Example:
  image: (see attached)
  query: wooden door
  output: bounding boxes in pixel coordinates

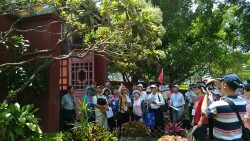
[69,52,95,119]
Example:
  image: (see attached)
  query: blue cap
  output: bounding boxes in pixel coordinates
[245,83,250,91]
[218,73,242,86]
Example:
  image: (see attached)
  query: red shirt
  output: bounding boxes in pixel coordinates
[194,95,208,124]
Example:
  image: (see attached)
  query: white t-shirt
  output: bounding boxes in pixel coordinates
[140,91,147,101]
[93,95,107,116]
[146,93,165,109]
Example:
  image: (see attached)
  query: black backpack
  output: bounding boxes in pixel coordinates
[97,96,107,105]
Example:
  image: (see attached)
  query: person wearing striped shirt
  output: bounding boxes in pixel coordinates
[201,73,246,141]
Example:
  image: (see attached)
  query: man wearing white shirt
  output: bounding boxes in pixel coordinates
[159,83,169,100]
[146,84,165,136]
[169,85,185,123]
[138,83,147,101]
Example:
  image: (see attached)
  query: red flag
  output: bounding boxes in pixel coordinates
[158,69,163,84]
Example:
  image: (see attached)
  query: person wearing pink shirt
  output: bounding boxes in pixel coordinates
[244,83,250,129]
[132,90,146,122]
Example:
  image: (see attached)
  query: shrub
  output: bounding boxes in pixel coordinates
[120,121,149,137]
[158,135,188,141]
[72,100,117,141]
[73,122,117,141]
[0,102,42,141]
[26,132,71,141]
[165,122,184,136]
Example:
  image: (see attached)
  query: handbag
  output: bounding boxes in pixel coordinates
[97,96,107,114]
[144,112,155,127]
[223,98,250,141]
[97,97,107,105]
[158,94,168,112]
[144,103,155,127]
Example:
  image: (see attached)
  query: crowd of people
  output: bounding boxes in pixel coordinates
[81,82,168,135]
[60,82,172,135]
[186,73,250,141]
[60,73,250,141]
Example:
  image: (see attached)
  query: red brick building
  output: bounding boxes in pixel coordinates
[0,13,107,132]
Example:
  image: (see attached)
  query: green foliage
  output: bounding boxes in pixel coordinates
[1,35,29,60]
[225,52,250,81]
[1,0,165,83]
[26,132,71,141]
[150,0,250,83]
[0,64,46,102]
[95,0,165,82]
[73,100,117,141]
[73,122,117,141]
[0,102,42,141]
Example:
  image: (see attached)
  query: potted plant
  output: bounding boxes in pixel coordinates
[158,130,195,141]
[72,101,117,141]
[158,135,188,141]
[120,121,151,141]
[165,121,185,136]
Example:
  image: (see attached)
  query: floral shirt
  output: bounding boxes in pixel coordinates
[244,97,250,117]
[83,95,94,109]
[244,97,250,129]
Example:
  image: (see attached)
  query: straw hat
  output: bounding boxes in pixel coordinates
[121,87,129,93]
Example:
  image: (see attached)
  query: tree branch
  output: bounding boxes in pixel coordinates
[0,58,35,67]
[6,60,53,102]
[18,36,67,59]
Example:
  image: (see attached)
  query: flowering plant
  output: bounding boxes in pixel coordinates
[121,121,149,137]
[165,122,184,136]
[158,135,188,141]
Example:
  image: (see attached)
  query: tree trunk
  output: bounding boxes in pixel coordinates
[131,75,139,82]
[125,73,130,82]
[222,66,227,75]
[122,73,127,82]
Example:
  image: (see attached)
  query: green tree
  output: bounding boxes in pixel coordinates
[0,0,165,99]
[151,0,249,83]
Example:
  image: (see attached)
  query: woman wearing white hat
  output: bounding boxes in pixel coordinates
[137,83,147,101]
[132,90,146,122]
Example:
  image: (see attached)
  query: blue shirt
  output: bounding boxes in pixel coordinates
[61,94,76,110]
[205,95,246,141]
[170,92,185,107]
[185,90,197,106]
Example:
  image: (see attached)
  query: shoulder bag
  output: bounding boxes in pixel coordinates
[223,98,250,141]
